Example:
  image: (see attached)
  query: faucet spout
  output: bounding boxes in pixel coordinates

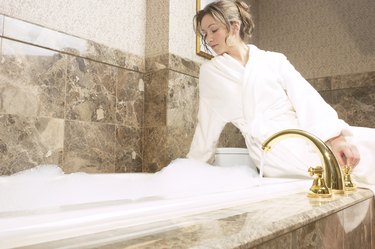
[262,129,344,194]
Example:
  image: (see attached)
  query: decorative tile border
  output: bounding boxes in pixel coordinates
[307,77,331,91]
[331,71,375,90]
[1,15,144,72]
[308,71,375,91]
[308,71,375,128]
[145,53,200,78]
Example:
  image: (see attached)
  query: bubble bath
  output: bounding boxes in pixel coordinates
[0,159,311,248]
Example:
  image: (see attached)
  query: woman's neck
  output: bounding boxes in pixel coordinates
[227,43,249,66]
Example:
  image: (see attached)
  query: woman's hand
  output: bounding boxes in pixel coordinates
[327,134,360,168]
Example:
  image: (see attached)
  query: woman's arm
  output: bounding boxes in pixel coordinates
[276,54,360,167]
[277,53,349,141]
[187,98,226,163]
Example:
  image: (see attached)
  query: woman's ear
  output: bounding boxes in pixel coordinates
[230,21,241,34]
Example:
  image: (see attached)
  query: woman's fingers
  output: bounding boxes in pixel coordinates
[339,144,360,168]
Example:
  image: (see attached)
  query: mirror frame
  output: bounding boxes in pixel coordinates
[196,0,215,59]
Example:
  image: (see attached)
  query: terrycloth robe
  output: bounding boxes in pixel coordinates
[187,45,375,184]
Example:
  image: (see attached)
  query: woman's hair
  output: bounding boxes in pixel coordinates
[194,0,254,44]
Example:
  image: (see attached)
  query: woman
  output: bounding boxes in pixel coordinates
[187,0,375,184]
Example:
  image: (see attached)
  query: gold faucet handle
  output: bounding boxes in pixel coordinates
[307,166,332,198]
[342,165,352,174]
[342,165,356,192]
[308,166,323,177]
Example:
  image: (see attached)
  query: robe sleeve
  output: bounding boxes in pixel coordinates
[277,54,350,141]
[187,64,227,163]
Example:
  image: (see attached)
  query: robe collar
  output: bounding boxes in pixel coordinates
[210,44,259,83]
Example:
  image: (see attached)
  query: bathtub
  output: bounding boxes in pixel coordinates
[0,164,312,248]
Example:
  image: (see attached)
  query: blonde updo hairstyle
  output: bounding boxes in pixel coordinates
[194,0,254,47]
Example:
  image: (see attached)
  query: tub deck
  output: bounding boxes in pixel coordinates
[1,176,373,248]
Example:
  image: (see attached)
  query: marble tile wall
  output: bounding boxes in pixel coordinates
[308,71,375,128]
[143,54,200,172]
[0,15,144,175]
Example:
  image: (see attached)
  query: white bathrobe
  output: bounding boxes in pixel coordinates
[188,45,375,184]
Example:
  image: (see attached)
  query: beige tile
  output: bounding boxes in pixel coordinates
[0,114,64,175]
[166,126,195,161]
[144,69,168,128]
[168,54,200,78]
[0,39,66,118]
[218,123,247,148]
[318,90,333,105]
[115,125,143,172]
[143,126,168,172]
[116,69,144,128]
[166,70,198,128]
[63,120,115,173]
[331,86,375,128]
[145,53,169,72]
[66,56,117,123]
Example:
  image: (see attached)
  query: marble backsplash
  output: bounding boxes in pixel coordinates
[308,71,375,128]
[1,14,374,175]
[0,14,144,175]
[143,55,200,172]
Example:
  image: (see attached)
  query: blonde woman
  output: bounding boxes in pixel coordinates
[187,0,375,184]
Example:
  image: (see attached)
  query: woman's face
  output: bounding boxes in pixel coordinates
[200,14,229,55]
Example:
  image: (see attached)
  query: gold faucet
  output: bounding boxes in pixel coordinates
[262,129,345,197]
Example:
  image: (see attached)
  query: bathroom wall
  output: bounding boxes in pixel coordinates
[257,0,375,79]
[143,0,200,171]
[0,2,148,173]
[0,15,144,175]
[0,0,146,56]
[0,0,204,174]
[1,0,374,174]
[255,0,375,128]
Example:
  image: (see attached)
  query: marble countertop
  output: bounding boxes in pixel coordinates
[25,188,374,249]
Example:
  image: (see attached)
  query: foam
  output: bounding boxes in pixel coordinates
[153,158,259,198]
[12,164,64,177]
[0,159,260,212]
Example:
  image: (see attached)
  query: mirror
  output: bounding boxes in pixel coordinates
[196,0,215,59]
